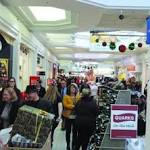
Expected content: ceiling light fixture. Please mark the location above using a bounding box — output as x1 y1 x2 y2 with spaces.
55 47 70 49
74 53 110 59
29 6 66 21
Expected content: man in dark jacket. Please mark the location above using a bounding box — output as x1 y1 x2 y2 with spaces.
36 80 46 98
26 80 46 99
58 79 67 130
25 85 52 113
75 85 98 150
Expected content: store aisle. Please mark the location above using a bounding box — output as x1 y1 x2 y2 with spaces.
52 123 66 150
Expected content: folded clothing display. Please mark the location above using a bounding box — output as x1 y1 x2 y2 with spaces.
9 105 53 148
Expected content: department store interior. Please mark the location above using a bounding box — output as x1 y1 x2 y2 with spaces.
0 0 150 150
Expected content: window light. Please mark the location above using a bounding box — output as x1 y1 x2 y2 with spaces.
29 6 66 21
77 0 150 7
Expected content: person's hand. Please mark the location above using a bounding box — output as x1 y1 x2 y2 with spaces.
9 124 13 128
56 117 61 122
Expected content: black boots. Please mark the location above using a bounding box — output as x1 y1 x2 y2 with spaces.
67 145 70 150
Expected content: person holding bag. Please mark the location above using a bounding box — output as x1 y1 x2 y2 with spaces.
63 83 80 150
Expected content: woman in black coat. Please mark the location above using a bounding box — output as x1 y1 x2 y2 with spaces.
75 84 98 150
0 87 20 129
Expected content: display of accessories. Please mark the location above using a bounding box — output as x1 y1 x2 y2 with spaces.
88 86 118 150
9 105 53 148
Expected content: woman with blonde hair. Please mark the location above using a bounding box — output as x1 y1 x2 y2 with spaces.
43 82 63 147
0 87 20 129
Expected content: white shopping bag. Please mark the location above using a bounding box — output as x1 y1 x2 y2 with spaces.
0 127 12 148
125 137 145 150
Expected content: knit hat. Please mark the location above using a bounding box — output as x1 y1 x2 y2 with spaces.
70 83 79 92
82 88 91 96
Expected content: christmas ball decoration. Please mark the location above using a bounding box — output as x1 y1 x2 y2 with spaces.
95 39 99 43
138 43 142 48
102 42 107 47
91 35 97 43
119 44 126 53
110 42 116 50
128 43 135 50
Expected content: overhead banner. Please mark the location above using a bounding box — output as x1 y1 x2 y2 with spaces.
110 105 138 139
146 17 150 44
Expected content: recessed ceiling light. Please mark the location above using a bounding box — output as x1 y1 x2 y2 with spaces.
29 6 66 21
74 53 110 59
57 54 73 58
55 47 70 49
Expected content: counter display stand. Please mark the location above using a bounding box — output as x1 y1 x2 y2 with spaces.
88 87 131 150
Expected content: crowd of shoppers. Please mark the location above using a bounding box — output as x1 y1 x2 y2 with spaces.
0 73 147 150
0 76 104 150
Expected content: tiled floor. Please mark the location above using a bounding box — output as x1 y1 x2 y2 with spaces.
52 124 67 150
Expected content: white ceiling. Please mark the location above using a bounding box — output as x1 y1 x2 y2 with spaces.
1 0 149 63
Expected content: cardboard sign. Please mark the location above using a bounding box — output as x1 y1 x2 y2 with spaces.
127 65 136 72
110 105 138 139
30 76 40 85
47 79 54 85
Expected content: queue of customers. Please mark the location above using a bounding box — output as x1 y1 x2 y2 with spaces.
0 77 98 150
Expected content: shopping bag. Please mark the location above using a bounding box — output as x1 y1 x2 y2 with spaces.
0 127 12 148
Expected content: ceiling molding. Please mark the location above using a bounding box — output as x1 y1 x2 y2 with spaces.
8 6 79 32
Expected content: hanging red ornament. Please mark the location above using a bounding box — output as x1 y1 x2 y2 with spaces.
119 44 126 53
102 42 107 46
138 43 142 48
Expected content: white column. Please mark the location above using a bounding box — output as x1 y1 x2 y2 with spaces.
145 49 150 150
142 58 146 94
12 33 21 88
43 52 47 88
29 49 37 76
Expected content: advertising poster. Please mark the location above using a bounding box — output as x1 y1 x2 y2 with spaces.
0 58 8 77
110 105 138 139
0 58 9 87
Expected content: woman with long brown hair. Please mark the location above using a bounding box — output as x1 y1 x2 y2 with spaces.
0 87 20 129
43 82 63 147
